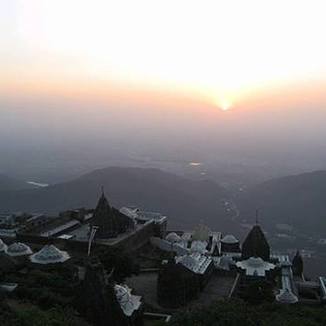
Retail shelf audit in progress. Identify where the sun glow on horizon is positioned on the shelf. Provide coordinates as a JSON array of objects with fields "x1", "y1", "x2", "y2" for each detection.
[{"x1": 220, "y1": 100, "x2": 232, "y2": 111}]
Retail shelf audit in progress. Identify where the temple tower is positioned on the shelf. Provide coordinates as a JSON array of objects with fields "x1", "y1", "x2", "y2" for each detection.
[
  {"x1": 242, "y1": 224, "x2": 270, "y2": 261},
  {"x1": 91, "y1": 191, "x2": 134, "y2": 239},
  {"x1": 292, "y1": 250, "x2": 304, "y2": 277}
]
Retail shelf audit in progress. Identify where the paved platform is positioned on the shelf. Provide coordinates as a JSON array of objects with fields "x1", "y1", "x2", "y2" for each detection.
[
  {"x1": 126, "y1": 272, "x2": 162, "y2": 311},
  {"x1": 191, "y1": 274, "x2": 236, "y2": 306},
  {"x1": 126, "y1": 272, "x2": 236, "y2": 312}
]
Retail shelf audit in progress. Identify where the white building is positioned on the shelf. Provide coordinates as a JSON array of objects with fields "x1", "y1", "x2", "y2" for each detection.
[{"x1": 236, "y1": 257, "x2": 276, "y2": 277}]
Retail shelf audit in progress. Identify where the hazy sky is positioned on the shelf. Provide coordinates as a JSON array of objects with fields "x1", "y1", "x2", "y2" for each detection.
[
  {"x1": 1, "y1": 0, "x2": 326, "y2": 177},
  {"x1": 1, "y1": 0, "x2": 326, "y2": 109}
]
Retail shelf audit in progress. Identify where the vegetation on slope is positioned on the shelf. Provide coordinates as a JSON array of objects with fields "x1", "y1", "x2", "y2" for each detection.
[{"x1": 168, "y1": 299, "x2": 326, "y2": 326}]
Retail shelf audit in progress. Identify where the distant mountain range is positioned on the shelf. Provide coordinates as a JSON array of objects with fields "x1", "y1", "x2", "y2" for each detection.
[
  {"x1": 0, "y1": 167, "x2": 235, "y2": 230},
  {"x1": 4, "y1": 167, "x2": 326, "y2": 235},
  {"x1": 238, "y1": 170, "x2": 326, "y2": 235}
]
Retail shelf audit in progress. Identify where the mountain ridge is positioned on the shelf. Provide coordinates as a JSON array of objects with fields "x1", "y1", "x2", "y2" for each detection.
[
  {"x1": 0, "y1": 166, "x2": 234, "y2": 230},
  {"x1": 238, "y1": 169, "x2": 326, "y2": 234}
]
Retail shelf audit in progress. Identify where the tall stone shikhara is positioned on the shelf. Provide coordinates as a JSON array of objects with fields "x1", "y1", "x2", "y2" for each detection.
[
  {"x1": 292, "y1": 250, "x2": 304, "y2": 277},
  {"x1": 80, "y1": 258, "x2": 129, "y2": 326},
  {"x1": 91, "y1": 192, "x2": 135, "y2": 238},
  {"x1": 241, "y1": 224, "x2": 270, "y2": 261}
]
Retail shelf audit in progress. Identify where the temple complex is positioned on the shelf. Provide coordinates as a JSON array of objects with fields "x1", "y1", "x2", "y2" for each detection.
[
  {"x1": 151, "y1": 221, "x2": 326, "y2": 307},
  {"x1": 1, "y1": 192, "x2": 326, "y2": 323}
]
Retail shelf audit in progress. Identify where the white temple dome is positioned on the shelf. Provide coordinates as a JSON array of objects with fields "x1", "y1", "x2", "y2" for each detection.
[
  {"x1": 236, "y1": 256, "x2": 276, "y2": 277},
  {"x1": 6, "y1": 242, "x2": 33, "y2": 256},
  {"x1": 30, "y1": 245, "x2": 70, "y2": 264},
  {"x1": 221, "y1": 234, "x2": 239, "y2": 244},
  {"x1": 166, "y1": 232, "x2": 181, "y2": 243},
  {"x1": 0, "y1": 239, "x2": 7, "y2": 252},
  {"x1": 114, "y1": 284, "x2": 142, "y2": 317}
]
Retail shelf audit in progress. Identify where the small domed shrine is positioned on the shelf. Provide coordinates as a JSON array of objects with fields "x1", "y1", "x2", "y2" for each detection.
[
  {"x1": 30, "y1": 245, "x2": 70, "y2": 264},
  {"x1": 220, "y1": 234, "x2": 240, "y2": 253},
  {"x1": 6, "y1": 242, "x2": 33, "y2": 257}
]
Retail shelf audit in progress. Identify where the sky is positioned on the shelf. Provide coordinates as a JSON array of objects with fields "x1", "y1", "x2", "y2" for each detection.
[
  {"x1": 1, "y1": 0, "x2": 326, "y2": 109},
  {"x1": 1, "y1": 0, "x2": 326, "y2": 179}
]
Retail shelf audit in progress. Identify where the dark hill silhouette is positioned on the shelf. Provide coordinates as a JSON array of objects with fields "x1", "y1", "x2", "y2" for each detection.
[
  {"x1": 238, "y1": 170, "x2": 326, "y2": 234},
  {"x1": 0, "y1": 167, "x2": 234, "y2": 230}
]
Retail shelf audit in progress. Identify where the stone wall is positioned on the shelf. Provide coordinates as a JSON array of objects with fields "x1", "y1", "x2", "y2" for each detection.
[
  {"x1": 150, "y1": 237, "x2": 189, "y2": 256},
  {"x1": 16, "y1": 220, "x2": 158, "y2": 255},
  {"x1": 112, "y1": 221, "x2": 156, "y2": 252}
]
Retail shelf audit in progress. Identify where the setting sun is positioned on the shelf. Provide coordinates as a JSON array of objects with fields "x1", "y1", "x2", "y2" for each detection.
[{"x1": 219, "y1": 100, "x2": 232, "y2": 111}]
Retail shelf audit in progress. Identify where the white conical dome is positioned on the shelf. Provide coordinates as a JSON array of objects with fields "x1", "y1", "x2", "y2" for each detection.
[
  {"x1": 6, "y1": 242, "x2": 33, "y2": 256},
  {"x1": 221, "y1": 234, "x2": 239, "y2": 244},
  {"x1": 30, "y1": 245, "x2": 70, "y2": 264}
]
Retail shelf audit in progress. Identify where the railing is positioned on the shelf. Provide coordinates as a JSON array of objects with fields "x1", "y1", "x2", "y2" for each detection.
[
  {"x1": 228, "y1": 273, "x2": 240, "y2": 298},
  {"x1": 144, "y1": 312, "x2": 171, "y2": 323}
]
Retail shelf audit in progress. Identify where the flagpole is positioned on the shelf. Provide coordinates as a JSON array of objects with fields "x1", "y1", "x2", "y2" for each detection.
[{"x1": 88, "y1": 226, "x2": 99, "y2": 256}]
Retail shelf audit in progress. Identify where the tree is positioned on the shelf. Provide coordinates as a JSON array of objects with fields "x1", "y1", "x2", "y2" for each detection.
[
  {"x1": 167, "y1": 299, "x2": 326, "y2": 326},
  {"x1": 241, "y1": 280, "x2": 275, "y2": 305},
  {"x1": 98, "y1": 248, "x2": 139, "y2": 282}
]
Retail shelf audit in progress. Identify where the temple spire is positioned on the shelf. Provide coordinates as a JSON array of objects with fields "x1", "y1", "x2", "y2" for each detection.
[
  {"x1": 91, "y1": 190, "x2": 135, "y2": 239},
  {"x1": 255, "y1": 209, "x2": 259, "y2": 225},
  {"x1": 292, "y1": 250, "x2": 304, "y2": 278},
  {"x1": 242, "y1": 223, "x2": 270, "y2": 261}
]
